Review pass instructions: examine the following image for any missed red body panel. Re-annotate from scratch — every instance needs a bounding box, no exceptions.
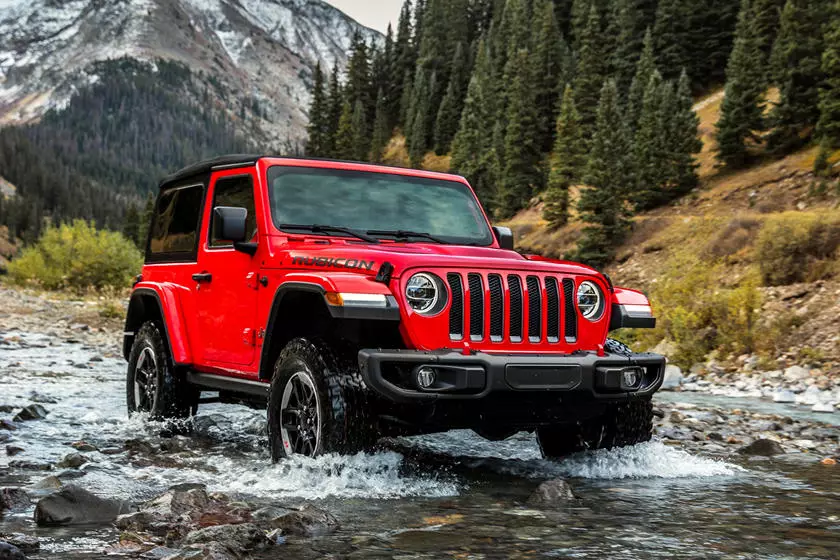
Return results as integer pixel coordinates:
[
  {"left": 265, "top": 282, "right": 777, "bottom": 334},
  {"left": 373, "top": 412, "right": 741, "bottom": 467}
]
[{"left": 137, "top": 157, "right": 652, "bottom": 376}]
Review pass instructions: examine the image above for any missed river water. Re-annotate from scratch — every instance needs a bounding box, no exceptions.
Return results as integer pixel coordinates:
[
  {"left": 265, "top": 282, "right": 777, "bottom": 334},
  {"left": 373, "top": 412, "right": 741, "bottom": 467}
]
[{"left": 1, "top": 331, "right": 838, "bottom": 558}]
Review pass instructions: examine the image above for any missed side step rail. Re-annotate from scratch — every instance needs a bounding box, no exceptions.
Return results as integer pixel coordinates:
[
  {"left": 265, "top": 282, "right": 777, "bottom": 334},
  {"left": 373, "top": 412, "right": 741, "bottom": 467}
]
[{"left": 186, "top": 372, "right": 270, "bottom": 397}]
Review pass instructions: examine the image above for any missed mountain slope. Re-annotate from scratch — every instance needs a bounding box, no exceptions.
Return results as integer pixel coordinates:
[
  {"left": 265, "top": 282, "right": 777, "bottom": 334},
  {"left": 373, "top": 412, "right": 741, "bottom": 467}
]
[{"left": 0, "top": 0, "right": 380, "bottom": 144}]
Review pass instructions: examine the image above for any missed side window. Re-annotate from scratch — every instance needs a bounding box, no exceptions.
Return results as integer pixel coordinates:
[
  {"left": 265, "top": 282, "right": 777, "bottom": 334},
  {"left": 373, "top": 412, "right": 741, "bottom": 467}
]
[
  {"left": 210, "top": 175, "right": 257, "bottom": 248},
  {"left": 148, "top": 184, "right": 205, "bottom": 259}
]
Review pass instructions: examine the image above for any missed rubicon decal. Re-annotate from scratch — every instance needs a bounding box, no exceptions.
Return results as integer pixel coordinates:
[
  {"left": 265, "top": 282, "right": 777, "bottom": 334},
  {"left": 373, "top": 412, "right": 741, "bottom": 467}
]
[{"left": 291, "top": 256, "right": 376, "bottom": 271}]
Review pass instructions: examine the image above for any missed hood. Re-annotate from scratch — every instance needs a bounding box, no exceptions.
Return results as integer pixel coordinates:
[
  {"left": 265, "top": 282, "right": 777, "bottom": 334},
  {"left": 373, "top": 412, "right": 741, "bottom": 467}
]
[{"left": 266, "top": 238, "right": 601, "bottom": 278}]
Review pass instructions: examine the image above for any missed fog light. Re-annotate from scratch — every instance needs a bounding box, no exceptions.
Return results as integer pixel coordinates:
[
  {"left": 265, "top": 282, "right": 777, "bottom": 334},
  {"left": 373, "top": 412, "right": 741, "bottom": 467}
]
[
  {"left": 416, "top": 367, "right": 436, "bottom": 389},
  {"left": 622, "top": 367, "right": 642, "bottom": 389}
]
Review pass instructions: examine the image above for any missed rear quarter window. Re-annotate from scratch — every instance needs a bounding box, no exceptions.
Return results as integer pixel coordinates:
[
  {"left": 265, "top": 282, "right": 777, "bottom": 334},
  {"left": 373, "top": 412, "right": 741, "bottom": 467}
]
[{"left": 147, "top": 183, "right": 205, "bottom": 261}]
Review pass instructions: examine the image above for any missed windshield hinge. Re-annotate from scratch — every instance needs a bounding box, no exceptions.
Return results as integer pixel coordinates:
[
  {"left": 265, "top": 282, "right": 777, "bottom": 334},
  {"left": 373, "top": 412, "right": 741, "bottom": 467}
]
[{"left": 375, "top": 261, "right": 394, "bottom": 284}]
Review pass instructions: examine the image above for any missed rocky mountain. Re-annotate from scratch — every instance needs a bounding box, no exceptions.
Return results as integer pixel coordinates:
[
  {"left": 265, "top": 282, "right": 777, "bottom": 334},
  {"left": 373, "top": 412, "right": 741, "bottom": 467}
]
[{"left": 0, "top": 0, "right": 381, "bottom": 145}]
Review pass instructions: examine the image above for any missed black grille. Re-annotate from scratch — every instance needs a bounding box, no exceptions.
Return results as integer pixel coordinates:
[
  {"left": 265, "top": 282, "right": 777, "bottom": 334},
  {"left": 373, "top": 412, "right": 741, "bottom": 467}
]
[
  {"left": 488, "top": 275, "right": 504, "bottom": 341},
  {"left": 508, "top": 275, "right": 523, "bottom": 342},
  {"left": 562, "top": 278, "right": 577, "bottom": 341},
  {"left": 468, "top": 273, "right": 484, "bottom": 340},
  {"left": 526, "top": 276, "right": 541, "bottom": 342},
  {"left": 545, "top": 277, "right": 560, "bottom": 342},
  {"left": 447, "top": 273, "right": 463, "bottom": 340}
]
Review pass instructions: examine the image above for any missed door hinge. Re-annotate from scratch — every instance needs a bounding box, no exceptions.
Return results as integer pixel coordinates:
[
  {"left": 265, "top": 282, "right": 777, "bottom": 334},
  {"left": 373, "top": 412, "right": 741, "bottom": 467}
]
[
  {"left": 246, "top": 272, "right": 259, "bottom": 290},
  {"left": 243, "top": 328, "right": 256, "bottom": 346}
]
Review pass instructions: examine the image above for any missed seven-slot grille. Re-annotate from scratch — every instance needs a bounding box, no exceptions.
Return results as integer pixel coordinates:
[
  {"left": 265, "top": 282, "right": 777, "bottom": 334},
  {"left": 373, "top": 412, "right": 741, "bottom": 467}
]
[{"left": 446, "top": 272, "right": 578, "bottom": 344}]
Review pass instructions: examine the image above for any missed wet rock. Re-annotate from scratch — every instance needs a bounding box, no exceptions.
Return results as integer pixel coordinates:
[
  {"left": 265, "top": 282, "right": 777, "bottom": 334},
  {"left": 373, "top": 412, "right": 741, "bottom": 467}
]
[
  {"left": 738, "top": 439, "right": 785, "bottom": 456},
  {"left": 114, "top": 511, "right": 157, "bottom": 531},
  {"left": 772, "top": 390, "right": 796, "bottom": 403},
  {"left": 12, "top": 405, "right": 47, "bottom": 422},
  {"left": 182, "top": 523, "right": 270, "bottom": 552},
  {"left": 811, "top": 402, "right": 835, "bottom": 413},
  {"left": 191, "top": 415, "right": 229, "bottom": 438},
  {"left": 0, "top": 420, "right": 17, "bottom": 431},
  {"left": 5, "top": 446, "right": 23, "bottom": 456},
  {"left": 183, "top": 542, "right": 238, "bottom": 559},
  {"left": 0, "top": 542, "right": 25, "bottom": 560},
  {"left": 0, "top": 535, "right": 38, "bottom": 555},
  {"left": 267, "top": 504, "right": 340, "bottom": 536},
  {"left": 29, "top": 476, "right": 62, "bottom": 491},
  {"left": 8, "top": 460, "right": 51, "bottom": 471},
  {"left": 70, "top": 441, "right": 98, "bottom": 452},
  {"left": 528, "top": 479, "right": 576, "bottom": 506},
  {"left": 0, "top": 406, "right": 14, "bottom": 414},
  {"left": 100, "top": 447, "right": 123, "bottom": 455},
  {"left": 0, "top": 488, "right": 30, "bottom": 512},
  {"left": 56, "top": 453, "right": 88, "bottom": 469},
  {"left": 661, "top": 365, "right": 683, "bottom": 390},
  {"left": 142, "top": 485, "right": 209, "bottom": 519},
  {"left": 27, "top": 393, "right": 57, "bottom": 404},
  {"left": 34, "top": 485, "right": 132, "bottom": 526},
  {"left": 0, "top": 434, "right": 10, "bottom": 444}
]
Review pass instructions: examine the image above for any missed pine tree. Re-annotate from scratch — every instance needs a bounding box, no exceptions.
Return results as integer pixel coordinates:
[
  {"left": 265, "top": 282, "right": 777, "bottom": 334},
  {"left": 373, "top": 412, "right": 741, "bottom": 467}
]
[
  {"left": 123, "top": 202, "right": 141, "bottom": 247},
  {"left": 371, "top": 88, "right": 391, "bottom": 162},
  {"left": 577, "top": 79, "right": 634, "bottom": 266},
  {"left": 816, "top": 0, "right": 840, "bottom": 150},
  {"left": 716, "top": 0, "right": 766, "bottom": 168},
  {"left": 751, "top": 0, "right": 786, "bottom": 66},
  {"left": 498, "top": 49, "right": 543, "bottom": 218},
  {"left": 768, "top": 0, "right": 826, "bottom": 152},
  {"left": 408, "top": 68, "right": 433, "bottom": 165},
  {"left": 433, "top": 42, "right": 469, "bottom": 153},
  {"left": 451, "top": 39, "right": 499, "bottom": 206},
  {"left": 345, "top": 32, "right": 374, "bottom": 119},
  {"left": 670, "top": 70, "right": 702, "bottom": 197},
  {"left": 573, "top": 3, "right": 607, "bottom": 142},
  {"left": 305, "top": 62, "right": 329, "bottom": 156},
  {"left": 543, "top": 85, "right": 585, "bottom": 228},
  {"left": 324, "top": 66, "right": 343, "bottom": 156},
  {"left": 626, "top": 28, "right": 656, "bottom": 132},
  {"left": 652, "top": 0, "right": 691, "bottom": 81},
  {"left": 335, "top": 99, "right": 356, "bottom": 160},
  {"left": 632, "top": 70, "right": 666, "bottom": 210},
  {"left": 531, "top": 0, "right": 565, "bottom": 153},
  {"left": 392, "top": 1, "right": 415, "bottom": 128},
  {"left": 570, "top": 0, "right": 592, "bottom": 49}
]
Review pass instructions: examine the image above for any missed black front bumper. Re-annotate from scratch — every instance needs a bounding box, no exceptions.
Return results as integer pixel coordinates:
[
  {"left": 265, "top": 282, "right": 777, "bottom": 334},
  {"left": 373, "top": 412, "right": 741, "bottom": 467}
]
[{"left": 358, "top": 348, "right": 666, "bottom": 404}]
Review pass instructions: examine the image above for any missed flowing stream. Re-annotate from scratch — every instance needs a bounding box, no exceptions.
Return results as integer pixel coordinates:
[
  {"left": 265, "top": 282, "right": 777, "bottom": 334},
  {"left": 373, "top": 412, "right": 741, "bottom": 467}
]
[{"left": 1, "top": 331, "right": 838, "bottom": 558}]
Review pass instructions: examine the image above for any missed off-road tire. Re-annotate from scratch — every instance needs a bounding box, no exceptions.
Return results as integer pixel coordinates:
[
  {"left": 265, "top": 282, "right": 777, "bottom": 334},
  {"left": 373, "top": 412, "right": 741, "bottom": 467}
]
[
  {"left": 126, "top": 321, "right": 197, "bottom": 420},
  {"left": 267, "top": 338, "right": 377, "bottom": 461},
  {"left": 537, "top": 338, "right": 652, "bottom": 458}
]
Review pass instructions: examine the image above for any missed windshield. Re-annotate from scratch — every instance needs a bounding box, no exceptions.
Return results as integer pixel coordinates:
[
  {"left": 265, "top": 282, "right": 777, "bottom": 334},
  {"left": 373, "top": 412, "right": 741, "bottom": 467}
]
[{"left": 266, "top": 166, "right": 494, "bottom": 246}]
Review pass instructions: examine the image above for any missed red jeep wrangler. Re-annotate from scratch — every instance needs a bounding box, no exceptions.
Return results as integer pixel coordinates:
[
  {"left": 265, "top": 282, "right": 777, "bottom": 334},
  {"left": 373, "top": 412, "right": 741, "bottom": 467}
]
[{"left": 124, "top": 155, "right": 665, "bottom": 460}]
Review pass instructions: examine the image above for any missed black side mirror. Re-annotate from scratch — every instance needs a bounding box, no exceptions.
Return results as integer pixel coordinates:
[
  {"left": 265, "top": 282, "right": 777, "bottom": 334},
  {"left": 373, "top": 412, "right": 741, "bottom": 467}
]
[
  {"left": 214, "top": 206, "right": 257, "bottom": 255},
  {"left": 493, "top": 226, "right": 514, "bottom": 250}
]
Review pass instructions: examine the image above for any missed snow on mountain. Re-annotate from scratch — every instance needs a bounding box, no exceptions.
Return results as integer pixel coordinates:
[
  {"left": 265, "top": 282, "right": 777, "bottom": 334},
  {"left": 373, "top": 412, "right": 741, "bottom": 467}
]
[{"left": 0, "top": 0, "right": 379, "bottom": 143}]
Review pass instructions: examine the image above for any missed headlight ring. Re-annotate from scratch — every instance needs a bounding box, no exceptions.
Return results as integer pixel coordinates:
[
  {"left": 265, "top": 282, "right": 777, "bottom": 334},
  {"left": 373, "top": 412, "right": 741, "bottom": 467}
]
[
  {"left": 406, "top": 272, "right": 447, "bottom": 316},
  {"left": 577, "top": 280, "right": 605, "bottom": 321}
]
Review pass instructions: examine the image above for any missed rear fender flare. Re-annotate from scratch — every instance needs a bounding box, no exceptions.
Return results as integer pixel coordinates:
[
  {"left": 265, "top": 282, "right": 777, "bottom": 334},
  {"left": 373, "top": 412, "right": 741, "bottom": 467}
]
[{"left": 124, "top": 284, "right": 193, "bottom": 364}]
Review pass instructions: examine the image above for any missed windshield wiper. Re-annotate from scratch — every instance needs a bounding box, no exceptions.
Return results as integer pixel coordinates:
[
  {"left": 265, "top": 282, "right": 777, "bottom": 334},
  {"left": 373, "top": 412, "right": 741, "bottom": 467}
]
[
  {"left": 277, "top": 224, "right": 380, "bottom": 244},
  {"left": 367, "top": 229, "right": 448, "bottom": 244}
]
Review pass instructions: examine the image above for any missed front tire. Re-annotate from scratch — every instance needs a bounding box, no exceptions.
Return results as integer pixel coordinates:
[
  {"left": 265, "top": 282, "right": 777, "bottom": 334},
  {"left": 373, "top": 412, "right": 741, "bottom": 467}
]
[
  {"left": 267, "top": 338, "right": 376, "bottom": 460},
  {"left": 126, "top": 321, "right": 196, "bottom": 420}
]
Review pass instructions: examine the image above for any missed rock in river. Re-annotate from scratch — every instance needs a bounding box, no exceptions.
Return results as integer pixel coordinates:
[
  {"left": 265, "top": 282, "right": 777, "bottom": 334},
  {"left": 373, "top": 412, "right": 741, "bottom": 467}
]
[
  {"left": 0, "top": 488, "right": 30, "bottom": 512},
  {"left": 12, "top": 405, "right": 47, "bottom": 422},
  {"left": 0, "top": 542, "right": 25, "bottom": 560},
  {"left": 661, "top": 365, "right": 683, "bottom": 390},
  {"left": 268, "top": 504, "right": 340, "bottom": 536},
  {"left": 56, "top": 453, "right": 88, "bottom": 469},
  {"left": 527, "top": 478, "right": 577, "bottom": 506},
  {"left": 738, "top": 439, "right": 785, "bottom": 456},
  {"left": 34, "top": 485, "right": 132, "bottom": 526},
  {"left": 182, "top": 523, "right": 271, "bottom": 552}
]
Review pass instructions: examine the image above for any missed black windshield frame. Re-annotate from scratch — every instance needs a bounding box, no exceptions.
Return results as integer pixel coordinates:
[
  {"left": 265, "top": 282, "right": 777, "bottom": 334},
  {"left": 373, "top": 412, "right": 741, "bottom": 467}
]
[{"left": 266, "top": 166, "right": 495, "bottom": 246}]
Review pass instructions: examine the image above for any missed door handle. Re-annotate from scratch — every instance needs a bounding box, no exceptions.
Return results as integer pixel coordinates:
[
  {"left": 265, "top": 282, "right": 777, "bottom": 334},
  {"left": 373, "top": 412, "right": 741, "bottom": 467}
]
[{"left": 192, "top": 272, "right": 212, "bottom": 283}]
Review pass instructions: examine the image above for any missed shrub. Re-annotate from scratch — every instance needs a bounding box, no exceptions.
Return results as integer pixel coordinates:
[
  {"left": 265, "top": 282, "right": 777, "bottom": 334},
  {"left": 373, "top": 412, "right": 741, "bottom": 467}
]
[
  {"left": 7, "top": 220, "right": 142, "bottom": 292},
  {"left": 755, "top": 212, "right": 840, "bottom": 286}
]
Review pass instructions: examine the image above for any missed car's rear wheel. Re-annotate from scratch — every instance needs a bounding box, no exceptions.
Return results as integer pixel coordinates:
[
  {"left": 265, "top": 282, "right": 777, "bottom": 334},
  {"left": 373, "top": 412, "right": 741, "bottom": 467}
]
[
  {"left": 267, "top": 338, "right": 377, "bottom": 460},
  {"left": 126, "top": 321, "right": 196, "bottom": 420},
  {"left": 537, "top": 398, "right": 654, "bottom": 459}
]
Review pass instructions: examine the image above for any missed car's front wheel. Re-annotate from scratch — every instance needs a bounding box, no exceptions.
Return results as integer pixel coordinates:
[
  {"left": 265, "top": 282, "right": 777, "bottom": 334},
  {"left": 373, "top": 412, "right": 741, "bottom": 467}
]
[
  {"left": 267, "top": 338, "right": 376, "bottom": 460},
  {"left": 126, "top": 321, "right": 196, "bottom": 420}
]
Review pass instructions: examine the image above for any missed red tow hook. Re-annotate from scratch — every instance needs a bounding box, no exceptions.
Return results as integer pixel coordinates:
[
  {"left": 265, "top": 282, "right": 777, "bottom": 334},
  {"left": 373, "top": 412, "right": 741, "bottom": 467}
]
[
  {"left": 462, "top": 342, "right": 472, "bottom": 356},
  {"left": 597, "top": 343, "right": 606, "bottom": 357}
]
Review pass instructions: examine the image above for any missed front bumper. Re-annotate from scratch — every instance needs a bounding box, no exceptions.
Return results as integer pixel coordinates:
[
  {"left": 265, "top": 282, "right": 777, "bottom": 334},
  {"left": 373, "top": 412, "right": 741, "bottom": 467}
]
[{"left": 358, "top": 348, "right": 665, "bottom": 404}]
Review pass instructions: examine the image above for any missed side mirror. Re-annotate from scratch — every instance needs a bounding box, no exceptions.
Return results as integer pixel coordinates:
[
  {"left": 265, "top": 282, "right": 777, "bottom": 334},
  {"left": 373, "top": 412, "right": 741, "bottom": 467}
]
[
  {"left": 214, "top": 206, "right": 248, "bottom": 242},
  {"left": 214, "top": 206, "right": 257, "bottom": 255},
  {"left": 493, "top": 226, "right": 514, "bottom": 250}
]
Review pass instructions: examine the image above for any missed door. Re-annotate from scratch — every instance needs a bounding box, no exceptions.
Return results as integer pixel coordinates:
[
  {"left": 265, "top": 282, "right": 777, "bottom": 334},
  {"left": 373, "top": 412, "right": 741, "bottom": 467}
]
[{"left": 195, "top": 171, "right": 260, "bottom": 368}]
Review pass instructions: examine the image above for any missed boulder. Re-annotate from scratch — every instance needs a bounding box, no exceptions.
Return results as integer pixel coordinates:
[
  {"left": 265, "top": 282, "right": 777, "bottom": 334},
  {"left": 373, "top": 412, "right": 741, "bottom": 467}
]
[
  {"left": 12, "top": 405, "right": 47, "bottom": 422},
  {"left": 5, "top": 446, "right": 23, "bottom": 457},
  {"left": 811, "top": 402, "right": 835, "bottom": 413},
  {"left": 34, "top": 485, "right": 132, "bottom": 526},
  {"left": 0, "top": 535, "right": 38, "bottom": 555},
  {"left": 141, "top": 485, "right": 209, "bottom": 519},
  {"left": 29, "top": 476, "right": 62, "bottom": 491},
  {"left": 0, "top": 488, "right": 30, "bottom": 512},
  {"left": 0, "top": 542, "right": 25, "bottom": 560},
  {"left": 267, "top": 504, "right": 339, "bottom": 536},
  {"left": 772, "top": 390, "right": 796, "bottom": 403},
  {"left": 783, "top": 366, "right": 809, "bottom": 382},
  {"left": 0, "top": 420, "right": 17, "bottom": 431},
  {"left": 738, "top": 439, "right": 785, "bottom": 456},
  {"left": 70, "top": 441, "right": 98, "bottom": 452},
  {"left": 661, "top": 365, "right": 683, "bottom": 390},
  {"left": 182, "top": 523, "right": 270, "bottom": 552},
  {"left": 527, "top": 478, "right": 577, "bottom": 506},
  {"left": 56, "top": 453, "right": 88, "bottom": 469}
]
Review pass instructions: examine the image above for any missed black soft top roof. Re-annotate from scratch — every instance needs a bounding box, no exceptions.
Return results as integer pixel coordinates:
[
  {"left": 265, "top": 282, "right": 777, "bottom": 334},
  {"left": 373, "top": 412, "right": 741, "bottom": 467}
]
[{"left": 158, "top": 154, "right": 262, "bottom": 189}]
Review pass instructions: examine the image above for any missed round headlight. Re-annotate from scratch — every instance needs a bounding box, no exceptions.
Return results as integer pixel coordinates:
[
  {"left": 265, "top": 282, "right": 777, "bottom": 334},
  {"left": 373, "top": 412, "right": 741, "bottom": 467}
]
[
  {"left": 406, "top": 273, "right": 442, "bottom": 315},
  {"left": 577, "top": 281, "right": 604, "bottom": 321}
]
